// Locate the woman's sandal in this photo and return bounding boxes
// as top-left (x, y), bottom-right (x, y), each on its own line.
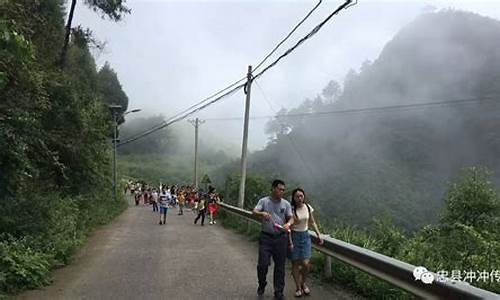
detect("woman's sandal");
top-left (302, 285), bottom-right (311, 296)
top-left (294, 289), bottom-right (303, 297)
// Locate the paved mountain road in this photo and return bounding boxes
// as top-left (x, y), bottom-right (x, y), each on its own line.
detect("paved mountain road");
top-left (17, 199), bottom-right (361, 300)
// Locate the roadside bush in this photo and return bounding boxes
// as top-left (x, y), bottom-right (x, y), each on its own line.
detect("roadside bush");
top-left (0, 235), bottom-right (51, 294)
top-left (0, 188), bottom-right (127, 296)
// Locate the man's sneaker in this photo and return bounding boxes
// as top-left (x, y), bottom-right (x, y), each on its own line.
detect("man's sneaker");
top-left (159, 221), bottom-right (162, 225)
top-left (257, 285), bottom-right (266, 296)
top-left (209, 221), bottom-right (213, 225)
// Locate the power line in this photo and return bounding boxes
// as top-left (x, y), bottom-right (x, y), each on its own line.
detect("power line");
top-left (117, 0), bottom-right (355, 147)
top-left (253, 0), bottom-right (323, 72)
top-left (118, 77), bottom-right (246, 143)
top-left (117, 82), bottom-right (245, 147)
top-left (202, 96), bottom-right (499, 121)
top-left (169, 77), bottom-right (246, 121)
top-left (253, 0), bottom-right (355, 81)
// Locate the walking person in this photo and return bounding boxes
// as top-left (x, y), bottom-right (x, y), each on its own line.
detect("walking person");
top-left (252, 179), bottom-right (294, 300)
top-left (194, 192), bottom-right (207, 226)
top-left (142, 189), bottom-right (148, 205)
top-left (151, 188), bottom-right (159, 212)
top-left (134, 188), bottom-right (140, 206)
top-left (170, 185), bottom-right (177, 209)
top-left (184, 186), bottom-right (193, 209)
top-left (177, 187), bottom-right (186, 215)
top-left (158, 188), bottom-right (169, 225)
top-left (289, 188), bottom-right (323, 297)
top-left (207, 186), bottom-right (218, 225)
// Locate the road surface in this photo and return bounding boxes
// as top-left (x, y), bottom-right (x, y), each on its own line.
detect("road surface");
top-left (18, 198), bottom-right (362, 300)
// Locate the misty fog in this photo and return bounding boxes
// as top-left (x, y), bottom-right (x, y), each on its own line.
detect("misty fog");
top-left (71, 0), bottom-right (500, 232)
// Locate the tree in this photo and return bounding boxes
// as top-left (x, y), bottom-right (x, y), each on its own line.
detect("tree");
top-left (441, 167), bottom-right (500, 231)
top-left (96, 62), bottom-right (129, 121)
top-left (0, 0), bottom-right (65, 66)
top-left (403, 167), bottom-right (500, 293)
top-left (223, 174), bottom-right (270, 209)
top-left (0, 19), bottom-right (48, 197)
top-left (59, 0), bottom-right (130, 68)
top-left (60, 0), bottom-right (77, 68)
top-left (321, 80), bottom-right (341, 103)
top-left (264, 108), bottom-right (291, 141)
top-left (84, 0), bottom-right (131, 21)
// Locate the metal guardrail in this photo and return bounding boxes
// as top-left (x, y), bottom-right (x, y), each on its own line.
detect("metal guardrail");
top-left (219, 202), bottom-right (500, 300)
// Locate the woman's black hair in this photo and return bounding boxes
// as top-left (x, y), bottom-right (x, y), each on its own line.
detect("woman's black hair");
top-left (290, 188), bottom-right (310, 219)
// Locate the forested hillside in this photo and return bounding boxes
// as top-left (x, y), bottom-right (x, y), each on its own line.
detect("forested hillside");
top-left (216, 10), bottom-right (500, 231)
top-left (0, 0), bottom-right (130, 295)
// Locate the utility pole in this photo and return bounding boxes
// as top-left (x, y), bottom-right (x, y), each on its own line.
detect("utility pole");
top-left (238, 65), bottom-right (253, 208)
top-left (108, 105), bottom-right (140, 203)
top-left (188, 118), bottom-right (204, 190)
top-left (113, 112), bottom-right (118, 202)
top-left (108, 104), bottom-right (123, 203)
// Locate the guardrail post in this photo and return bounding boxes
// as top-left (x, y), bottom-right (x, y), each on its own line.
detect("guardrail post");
top-left (246, 219), bottom-right (252, 234)
top-left (324, 255), bottom-right (332, 278)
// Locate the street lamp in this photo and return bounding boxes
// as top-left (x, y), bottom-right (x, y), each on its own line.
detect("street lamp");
top-left (108, 105), bottom-right (141, 202)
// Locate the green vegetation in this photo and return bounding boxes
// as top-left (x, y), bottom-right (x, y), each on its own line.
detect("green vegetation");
top-left (0, 1), bottom-right (130, 295)
top-left (118, 153), bottom-right (192, 184)
top-left (219, 167), bottom-right (500, 297)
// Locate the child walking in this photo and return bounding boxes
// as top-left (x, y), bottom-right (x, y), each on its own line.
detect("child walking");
top-left (177, 188), bottom-right (186, 215)
top-left (207, 186), bottom-right (218, 225)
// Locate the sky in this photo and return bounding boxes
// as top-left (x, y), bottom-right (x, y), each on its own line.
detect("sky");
top-left (73, 0), bottom-right (500, 151)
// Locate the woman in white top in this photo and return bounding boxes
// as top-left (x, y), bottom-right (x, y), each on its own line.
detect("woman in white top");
top-left (290, 188), bottom-right (323, 297)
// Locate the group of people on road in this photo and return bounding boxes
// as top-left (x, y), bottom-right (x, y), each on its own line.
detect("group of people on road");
top-left (253, 179), bottom-right (323, 299)
top-left (128, 179), bottom-right (322, 299)
top-left (126, 181), bottom-right (221, 226)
